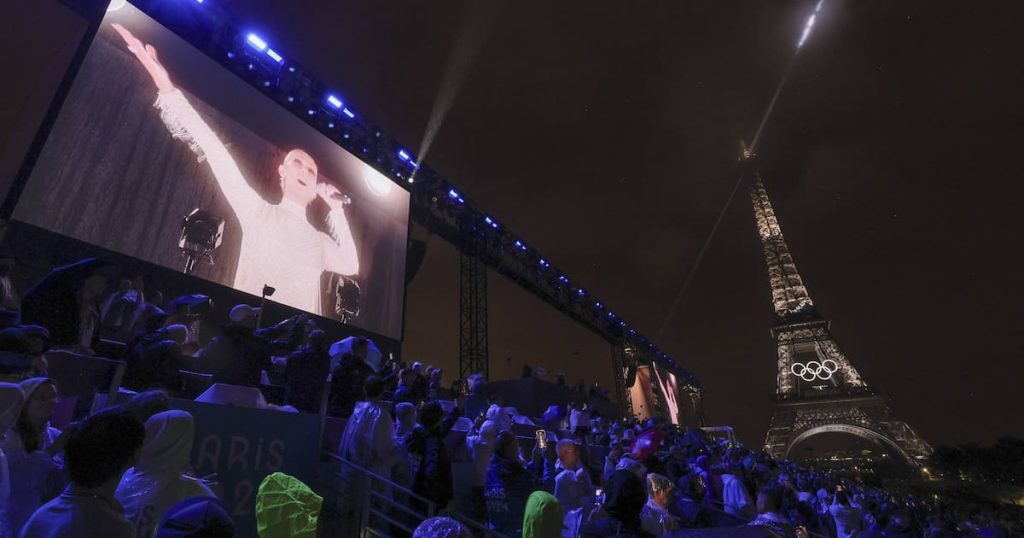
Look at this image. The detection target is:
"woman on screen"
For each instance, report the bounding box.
[112,23,359,317]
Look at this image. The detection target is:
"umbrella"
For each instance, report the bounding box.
[329,336,382,373]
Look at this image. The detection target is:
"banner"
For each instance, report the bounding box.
[172,399,321,537]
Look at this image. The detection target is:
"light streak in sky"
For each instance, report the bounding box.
[797,0,825,49]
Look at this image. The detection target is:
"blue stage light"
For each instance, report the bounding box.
[576,288,585,296]
[266,49,283,63]
[629,329,636,335]
[398,150,410,161]
[327,122,335,128]
[326,95,343,109]
[287,96,294,103]
[538,259,550,268]
[558,275,569,284]
[307,109,315,116]
[342,108,355,118]
[514,240,527,251]
[607,311,615,318]
[595,302,603,309]
[619,321,626,328]
[484,216,499,229]
[246,34,267,51]
[448,189,464,203]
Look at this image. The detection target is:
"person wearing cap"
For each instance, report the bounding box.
[155,496,234,538]
[116,410,217,538]
[2,377,66,534]
[0,382,25,538]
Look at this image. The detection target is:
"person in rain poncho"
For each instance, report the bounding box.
[0,383,25,538]
[155,496,234,538]
[391,402,417,489]
[255,472,322,538]
[554,438,594,513]
[116,410,217,538]
[640,473,681,536]
[484,430,555,537]
[465,418,497,520]
[579,470,653,538]
[1,377,65,535]
[721,464,755,519]
[523,491,564,538]
[336,376,395,495]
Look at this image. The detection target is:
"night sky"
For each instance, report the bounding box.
[41,1,1024,448]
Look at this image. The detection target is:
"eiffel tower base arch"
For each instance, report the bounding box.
[764,394,932,467]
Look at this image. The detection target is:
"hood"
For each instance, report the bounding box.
[137,410,194,476]
[256,472,323,538]
[0,382,25,434]
[19,376,55,402]
[156,496,235,538]
[605,470,646,528]
[523,491,564,538]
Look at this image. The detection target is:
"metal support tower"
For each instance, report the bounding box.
[459,249,489,380]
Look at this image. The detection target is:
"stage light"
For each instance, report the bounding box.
[326,95,343,109]
[407,177,415,184]
[246,34,268,51]
[364,168,393,196]
[514,240,527,251]
[539,259,550,268]
[327,122,334,128]
[448,189,464,203]
[558,275,569,284]
[287,96,295,103]
[307,109,315,116]
[484,216,499,229]
[266,49,283,63]
[595,302,603,309]
[577,288,585,296]
[342,108,355,119]
[398,150,411,161]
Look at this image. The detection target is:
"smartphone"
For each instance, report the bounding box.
[536,429,548,450]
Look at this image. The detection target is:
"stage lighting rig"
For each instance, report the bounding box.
[178,208,224,275]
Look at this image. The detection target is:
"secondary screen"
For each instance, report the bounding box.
[13,3,410,339]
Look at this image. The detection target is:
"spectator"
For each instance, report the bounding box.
[830,489,863,538]
[255,472,322,538]
[579,470,652,538]
[748,486,795,537]
[124,340,187,395]
[485,404,512,433]
[99,277,147,342]
[284,329,330,413]
[674,473,712,528]
[882,510,918,538]
[463,381,488,421]
[523,491,564,538]
[392,402,417,489]
[406,401,454,511]
[721,464,755,519]
[412,516,470,538]
[465,418,497,519]
[337,376,395,496]
[2,377,65,534]
[641,473,680,535]
[392,368,417,407]
[21,259,109,354]
[410,362,429,403]
[484,430,554,537]
[0,382,25,538]
[20,325,51,378]
[554,439,594,513]
[116,410,217,538]
[120,390,173,424]
[21,408,145,538]
[328,338,373,417]
[155,496,234,538]
[209,305,274,387]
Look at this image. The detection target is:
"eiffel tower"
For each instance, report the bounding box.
[750,175,932,465]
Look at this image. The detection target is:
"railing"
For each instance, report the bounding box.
[320,452,504,538]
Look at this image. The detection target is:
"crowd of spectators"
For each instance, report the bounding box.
[0,257,1021,537]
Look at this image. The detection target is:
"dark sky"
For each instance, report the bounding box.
[173,1,1023,447]
[207,0,1024,444]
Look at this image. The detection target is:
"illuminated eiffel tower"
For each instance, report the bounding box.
[750,175,932,465]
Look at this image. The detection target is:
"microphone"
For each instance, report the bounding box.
[316,183,351,205]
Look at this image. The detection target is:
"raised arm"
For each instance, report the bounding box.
[318,183,360,275]
[112,24,264,224]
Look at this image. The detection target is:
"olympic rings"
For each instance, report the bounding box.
[790,359,839,382]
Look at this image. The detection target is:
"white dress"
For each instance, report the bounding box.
[154,90,359,315]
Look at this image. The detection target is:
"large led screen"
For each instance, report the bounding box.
[13,3,410,339]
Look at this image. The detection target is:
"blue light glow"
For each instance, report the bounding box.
[595,302,603,309]
[514,240,527,251]
[246,34,267,51]
[539,259,550,268]
[576,288,585,296]
[326,95,343,109]
[266,49,283,63]
[398,150,410,161]
[448,189,463,203]
[558,275,569,284]
[342,108,355,118]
